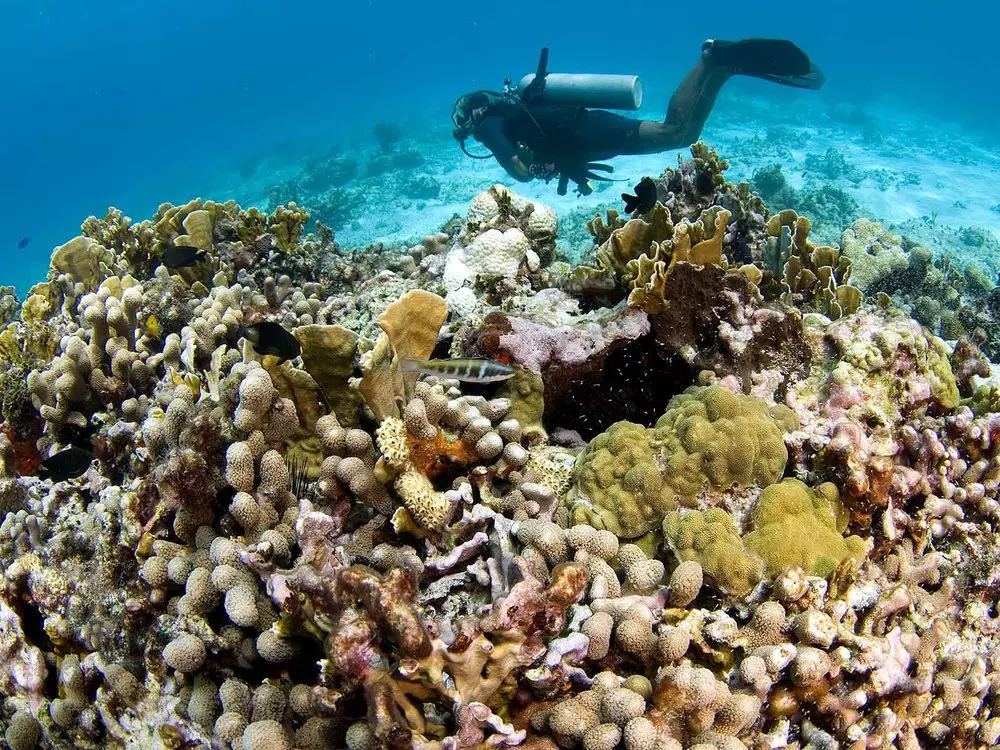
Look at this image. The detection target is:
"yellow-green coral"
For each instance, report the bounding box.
[267,203,310,253]
[650,386,793,502]
[499,367,546,443]
[663,508,762,596]
[295,324,361,427]
[567,386,795,539]
[50,236,112,290]
[815,313,960,416]
[762,210,862,320]
[568,421,675,537]
[744,479,868,578]
[81,206,155,272]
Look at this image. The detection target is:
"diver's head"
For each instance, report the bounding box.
[451,90,496,140]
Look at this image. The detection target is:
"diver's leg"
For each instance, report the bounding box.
[632,39,824,154]
[633,46,733,153]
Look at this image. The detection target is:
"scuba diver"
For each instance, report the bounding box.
[452,39,824,195]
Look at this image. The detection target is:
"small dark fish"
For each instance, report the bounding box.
[241,321,301,360]
[38,446,94,482]
[622,176,657,215]
[161,245,208,269]
[16,236,30,249]
[401,357,515,383]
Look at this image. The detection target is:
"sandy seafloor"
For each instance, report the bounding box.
[198,94,1000,281]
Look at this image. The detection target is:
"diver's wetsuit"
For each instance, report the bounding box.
[469,39,823,193]
[475,106,644,176]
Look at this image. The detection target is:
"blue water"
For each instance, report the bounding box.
[3,0,999,296]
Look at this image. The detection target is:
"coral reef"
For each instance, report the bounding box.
[3,143,1000,750]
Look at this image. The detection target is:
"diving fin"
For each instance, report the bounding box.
[708,38,825,90]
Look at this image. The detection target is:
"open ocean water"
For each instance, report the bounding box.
[2,0,999,293]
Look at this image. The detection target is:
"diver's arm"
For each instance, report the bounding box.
[473,116,533,182]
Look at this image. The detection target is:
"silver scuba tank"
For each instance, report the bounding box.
[516,48,642,111]
[517,72,643,110]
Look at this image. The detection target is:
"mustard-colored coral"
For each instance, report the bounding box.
[568,421,676,538]
[663,508,762,596]
[666,207,731,272]
[625,243,670,314]
[743,479,868,578]
[267,203,310,253]
[295,324,361,426]
[50,236,111,290]
[359,289,449,421]
[499,367,547,443]
[567,386,795,539]
[650,386,794,502]
[763,210,862,320]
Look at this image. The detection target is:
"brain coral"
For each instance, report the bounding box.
[567,386,796,538]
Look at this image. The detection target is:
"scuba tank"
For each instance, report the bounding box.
[517,48,643,111]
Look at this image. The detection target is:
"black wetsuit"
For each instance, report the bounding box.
[474,104,641,185]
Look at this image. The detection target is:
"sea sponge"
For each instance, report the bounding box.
[663,508,763,597]
[743,479,868,578]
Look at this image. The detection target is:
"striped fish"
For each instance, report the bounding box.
[400,357,515,383]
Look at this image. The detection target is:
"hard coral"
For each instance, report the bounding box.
[743,479,868,579]
[663,507,763,596]
[568,385,793,539]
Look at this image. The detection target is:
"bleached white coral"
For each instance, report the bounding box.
[465,228,530,278]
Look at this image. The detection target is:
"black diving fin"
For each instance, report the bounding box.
[709,38,825,90]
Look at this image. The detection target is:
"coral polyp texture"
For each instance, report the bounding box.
[2,144,1000,750]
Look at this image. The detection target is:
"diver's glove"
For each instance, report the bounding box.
[557,161,616,196]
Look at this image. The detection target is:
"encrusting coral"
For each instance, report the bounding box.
[2,143,1000,750]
